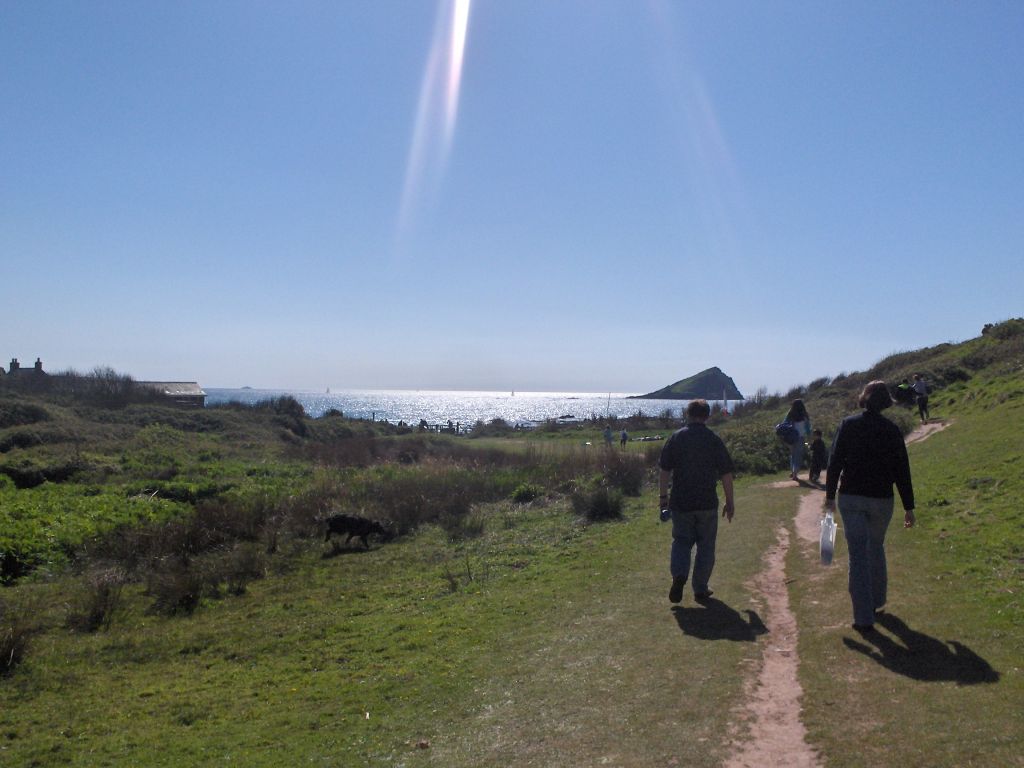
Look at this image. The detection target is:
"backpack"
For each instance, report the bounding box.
[775,420,799,445]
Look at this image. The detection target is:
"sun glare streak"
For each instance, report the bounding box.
[446,0,471,146]
[647,0,746,264]
[397,0,472,243]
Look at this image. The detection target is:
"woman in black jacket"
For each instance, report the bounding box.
[824,380,916,631]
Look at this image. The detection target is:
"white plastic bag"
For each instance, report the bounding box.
[820,510,837,565]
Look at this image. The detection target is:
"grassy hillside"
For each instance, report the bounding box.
[1,319,1022,765]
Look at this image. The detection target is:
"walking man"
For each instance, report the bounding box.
[912,373,930,423]
[658,399,735,604]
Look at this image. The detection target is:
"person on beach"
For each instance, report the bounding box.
[912,373,930,423]
[620,428,628,448]
[824,380,915,632]
[808,428,828,484]
[658,400,735,604]
[784,399,812,480]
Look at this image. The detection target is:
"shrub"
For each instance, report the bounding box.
[511,482,542,503]
[571,485,624,521]
[468,418,514,437]
[600,452,647,496]
[215,543,267,596]
[66,566,127,632]
[0,401,50,429]
[1,592,41,675]
[0,424,77,453]
[982,318,1024,339]
[362,462,512,534]
[145,558,209,615]
[441,509,487,541]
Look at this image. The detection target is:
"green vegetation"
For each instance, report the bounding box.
[632,364,744,400]
[1,318,1021,765]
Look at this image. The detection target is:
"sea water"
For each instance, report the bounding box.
[204,388,718,428]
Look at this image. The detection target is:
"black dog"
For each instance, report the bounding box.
[323,513,393,549]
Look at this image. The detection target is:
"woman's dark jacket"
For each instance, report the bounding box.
[825,410,914,510]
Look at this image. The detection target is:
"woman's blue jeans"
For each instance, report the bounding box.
[670,508,719,593]
[790,439,805,476]
[838,493,894,626]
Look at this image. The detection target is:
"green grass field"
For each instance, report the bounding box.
[2,321,1022,766]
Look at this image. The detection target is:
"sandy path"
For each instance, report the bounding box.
[905,419,950,444]
[722,520,821,768]
[724,418,950,767]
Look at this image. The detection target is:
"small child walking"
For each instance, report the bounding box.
[808,428,828,484]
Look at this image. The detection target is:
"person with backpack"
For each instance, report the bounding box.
[783,399,812,480]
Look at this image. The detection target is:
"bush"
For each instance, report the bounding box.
[66,567,127,632]
[982,318,1024,339]
[145,558,209,615]
[571,485,624,521]
[0,401,50,429]
[0,429,44,452]
[362,462,513,534]
[468,418,514,437]
[441,509,487,541]
[215,543,267,596]
[511,482,542,503]
[600,452,647,496]
[1,592,41,675]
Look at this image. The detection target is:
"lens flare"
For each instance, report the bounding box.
[446,0,471,145]
[397,0,472,240]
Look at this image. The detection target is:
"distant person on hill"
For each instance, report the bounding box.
[658,400,736,604]
[912,373,930,423]
[784,399,812,481]
[808,428,828,484]
[825,380,915,632]
[603,425,613,447]
[620,428,628,448]
[895,378,915,406]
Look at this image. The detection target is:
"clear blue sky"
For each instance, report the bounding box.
[3,1,1022,396]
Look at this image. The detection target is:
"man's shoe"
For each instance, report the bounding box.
[694,590,714,603]
[668,577,686,604]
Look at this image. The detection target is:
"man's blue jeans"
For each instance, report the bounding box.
[838,493,894,626]
[670,507,719,593]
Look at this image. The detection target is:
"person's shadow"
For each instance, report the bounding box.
[672,598,768,642]
[843,612,999,685]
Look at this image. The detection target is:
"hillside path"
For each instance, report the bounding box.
[725,418,950,767]
[721,517,820,768]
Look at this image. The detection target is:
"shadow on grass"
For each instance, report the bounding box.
[671,599,768,642]
[320,544,371,559]
[842,612,1000,685]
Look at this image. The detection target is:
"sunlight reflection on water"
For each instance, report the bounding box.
[204,388,707,427]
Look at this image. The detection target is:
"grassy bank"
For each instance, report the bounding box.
[791,365,1024,767]
[0,477,798,767]
[2,319,1022,765]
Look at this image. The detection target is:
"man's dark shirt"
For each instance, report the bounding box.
[659,422,734,512]
[825,410,914,510]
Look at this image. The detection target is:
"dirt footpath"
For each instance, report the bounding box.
[724,418,950,766]
[722,519,820,768]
